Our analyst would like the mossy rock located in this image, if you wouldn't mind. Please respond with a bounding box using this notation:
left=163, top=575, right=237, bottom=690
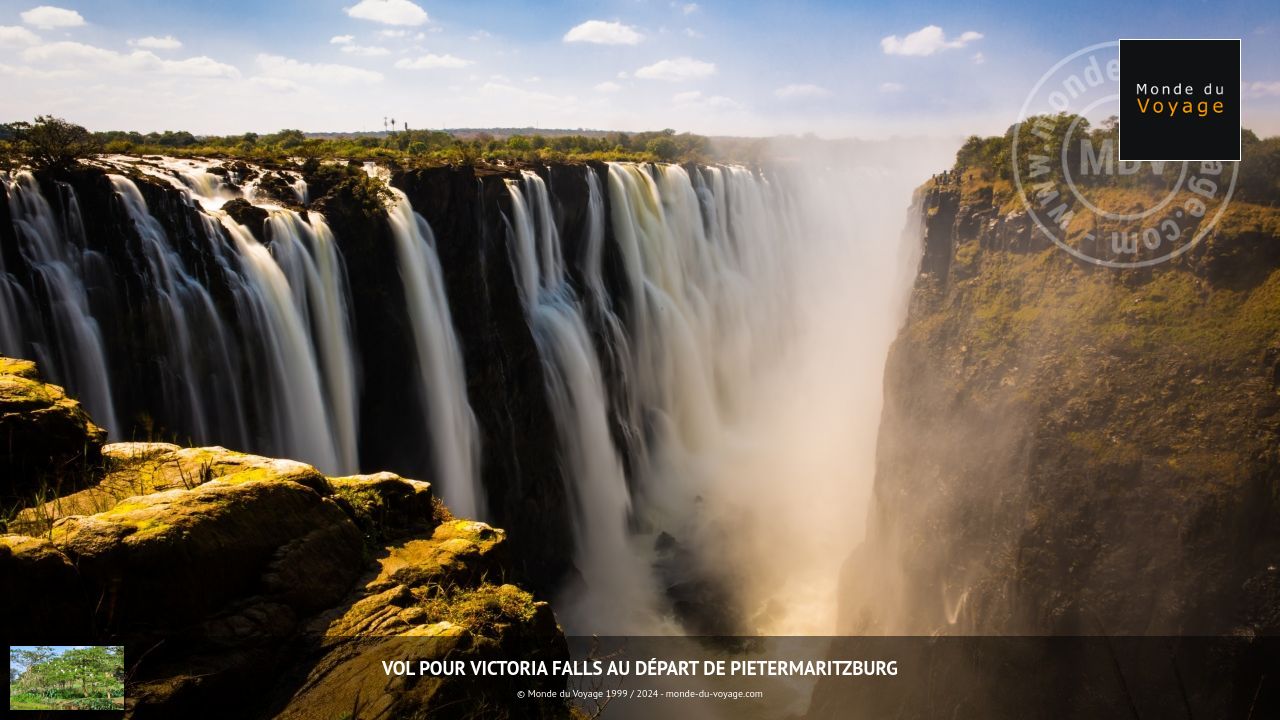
left=0, top=356, right=106, bottom=509
left=51, top=476, right=362, bottom=636
left=11, top=443, right=329, bottom=535
left=329, top=471, right=435, bottom=541
left=0, top=534, right=92, bottom=638
left=365, top=520, right=508, bottom=594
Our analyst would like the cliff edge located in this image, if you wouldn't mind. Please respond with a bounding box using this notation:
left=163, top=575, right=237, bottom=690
left=0, top=357, right=570, bottom=720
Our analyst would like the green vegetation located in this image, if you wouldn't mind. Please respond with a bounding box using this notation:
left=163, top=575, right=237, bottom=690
left=9, top=646, right=124, bottom=711
left=0, top=116, right=720, bottom=170
left=418, top=583, right=539, bottom=637
left=0, top=116, right=102, bottom=170
left=950, top=114, right=1280, bottom=207
left=906, top=121, right=1280, bottom=501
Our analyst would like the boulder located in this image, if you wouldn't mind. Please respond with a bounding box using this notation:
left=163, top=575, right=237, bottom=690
left=329, top=471, right=437, bottom=540
left=0, top=357, right=106, bottom=507
left=10, top=442, right=329, bottom=536
left=53, top=474, right=362, bottom=635
left=270, top=516, right=566, bottom=720
left=221, top=198, right=268, bottom=242
left=0, top=361, right=569, bottom=718
left=0, top=534, right=92, bottom=639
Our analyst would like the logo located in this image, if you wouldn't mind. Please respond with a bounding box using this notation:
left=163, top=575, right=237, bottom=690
left=1012, top=41, right=1237, bottom=268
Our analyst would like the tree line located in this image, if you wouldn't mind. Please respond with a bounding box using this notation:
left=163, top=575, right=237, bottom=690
left=0, top=116, right=720, bottom=170
left=951, top=113, right=1279, bottom=206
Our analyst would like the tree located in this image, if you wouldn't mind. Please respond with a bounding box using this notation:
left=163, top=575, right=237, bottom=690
left=12, top=116, right=101, bottom=170
left=646, top=136, right=679, bottom=161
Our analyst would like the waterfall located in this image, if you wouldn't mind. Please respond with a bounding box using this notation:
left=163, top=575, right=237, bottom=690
left=109, top=175, right=249, bottom=446
left=385, top=188, right=482, bottom=519
left=266, top=211, right=360, bottom=474
left=153, top=165, right=361, bottom=475
left=504, top=170, right=662, bottom=633
left=2, top=171, right=119, bottom=433
left=216, top=216, right=345, bottom=474
left=2, top=152, right=943, bottom=637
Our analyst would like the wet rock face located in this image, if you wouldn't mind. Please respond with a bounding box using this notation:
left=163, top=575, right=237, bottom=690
left=6, top=163, right=586, bottom=597
left=0, top=357, right=106, bottom=506
left=221, top=198, right=268, bottom=241
left=394, top=166, right=575, bottom=593
left=843, top=180, right=1280, bottom=638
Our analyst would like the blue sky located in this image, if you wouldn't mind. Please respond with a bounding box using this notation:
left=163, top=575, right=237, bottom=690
left=9, top=646, right=91, bottom=673
left=0, top=0, right=1277, bottom=137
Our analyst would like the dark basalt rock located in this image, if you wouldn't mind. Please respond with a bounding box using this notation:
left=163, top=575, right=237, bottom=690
left=222, top=198, right=269, bottom=242
left=393, top=166, right=575, bottom=593
left=4, top=159, right=626, bottom=601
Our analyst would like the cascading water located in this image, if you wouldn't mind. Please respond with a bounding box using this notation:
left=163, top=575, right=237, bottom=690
left=385, top=188, right=482, bottom=519
left=109, top=174, right=241, bottom=445
left=2, top=171, right=119, bottom=433
left=600, top=156, right=936, bottom=635
left=216, top=216, right=345, bottom=474
left=2, top=148, right=947, bottom=639
left=153, top=165, right=361, bottom=475
left=505, top=170, right=664, bottom=633
left=266, top=211, right=360, bottom=473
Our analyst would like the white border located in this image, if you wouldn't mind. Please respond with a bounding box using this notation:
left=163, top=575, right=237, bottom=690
left=1118, top=38, right=1242, bottom=162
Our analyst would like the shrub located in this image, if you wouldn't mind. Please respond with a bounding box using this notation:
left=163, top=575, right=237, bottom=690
left=10, top=116, right=102, bottom=170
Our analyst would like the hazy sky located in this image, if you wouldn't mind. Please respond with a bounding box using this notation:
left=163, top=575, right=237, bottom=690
left=1, top=0, right=1278, bottom=138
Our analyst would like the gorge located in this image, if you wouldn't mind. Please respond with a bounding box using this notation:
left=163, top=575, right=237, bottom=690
left=5, top=130, right=1277, bottom=718
left=0, top=143, right=946, bottom=644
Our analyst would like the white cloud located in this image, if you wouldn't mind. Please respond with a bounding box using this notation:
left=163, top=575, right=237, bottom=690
left=378, top=29, right=407, bottom=38
left=249, top=76, right=302, bottom=92
left=594, top=80, right=621, bottom=92
left=672, top=89, right=739, bottom=110
left=23, top=41, right=239, bottom=78
left=256, top=53, right=382, bottom=84
left=683, top=27, right=703, bottom=39
left=129, top=35, right=182, bottom=50
left=478, top=81, right=571, bottom=108
left=0, top=25, right=40, bottom=46
left=971, top=51, right=985, bottom=65
left=330, top=35, right=354, bottom=45
left=394, top=53, right=472, bottom=69
left=680, top=3, right=700, bottom=14
left=635, top=56, right=716, bottom=81
left=1245, top=80, right=1280, bottom=98
left=879, top=82, right=904, bottom=93
left=880, top=25, right=983, bottom=56
left=563, top=20, right=644, bottom=46
left=469, top=30, right=492, bottom=41
left=159, top=55, right=241, bottom=78
left=20, top=5, right=84, bottom=30
left=341, top=44, right=391, bottom=56
left=345, top=0, right=429, bottom=26
left=774, top=83, right=830, bottom=99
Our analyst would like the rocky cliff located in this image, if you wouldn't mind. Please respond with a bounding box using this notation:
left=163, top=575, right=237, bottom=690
left=813, top=154, right=1280, bottom=717
left=4, top=161, right=589, bottom=593
left=847, top=173, right=1280, bottom=637
left=0, top=357, right=569, bottom=719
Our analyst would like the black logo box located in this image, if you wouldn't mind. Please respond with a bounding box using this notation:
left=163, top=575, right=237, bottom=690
left=1119, top=39, right=1241, bottom=162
